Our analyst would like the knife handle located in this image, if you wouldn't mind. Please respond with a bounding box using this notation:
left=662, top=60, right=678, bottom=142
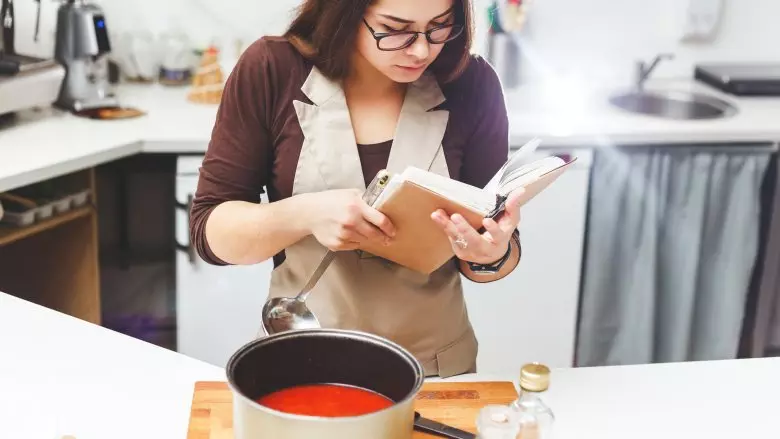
left=414, top=412, right=476, bottom=439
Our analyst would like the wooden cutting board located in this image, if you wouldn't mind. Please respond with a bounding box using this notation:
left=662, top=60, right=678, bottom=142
left=186, top=381, right=517, bottom=439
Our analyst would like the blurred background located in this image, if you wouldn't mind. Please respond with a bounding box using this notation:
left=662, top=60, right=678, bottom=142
left=1, top=0, right=780, bottom=376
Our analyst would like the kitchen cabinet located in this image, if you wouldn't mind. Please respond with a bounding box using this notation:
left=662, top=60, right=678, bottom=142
left=462, top=148, right=593, bottom=374
left=0, top=169, right=100, bottom=324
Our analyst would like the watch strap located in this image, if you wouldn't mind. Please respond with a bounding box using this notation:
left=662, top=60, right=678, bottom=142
left=466, top=229, right=519, bottom=274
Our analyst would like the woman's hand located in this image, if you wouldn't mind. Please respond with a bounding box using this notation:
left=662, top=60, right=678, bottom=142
left=303, top=189, right=396, bottom=251
left=431, top=188, right=524, bottom=264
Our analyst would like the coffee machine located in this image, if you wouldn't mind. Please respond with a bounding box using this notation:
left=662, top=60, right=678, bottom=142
left=0, top=0, right=65, bottom=117
left=54, top=0, right=117, bottom=111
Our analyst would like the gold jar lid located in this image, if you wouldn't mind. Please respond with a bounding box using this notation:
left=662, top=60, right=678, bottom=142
left=519, top=363, right=551, bottom=392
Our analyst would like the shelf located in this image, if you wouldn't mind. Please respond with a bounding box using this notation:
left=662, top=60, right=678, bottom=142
left=0, top=168, right=100, bottom=325
left=0, top=205, right=94, bottom=247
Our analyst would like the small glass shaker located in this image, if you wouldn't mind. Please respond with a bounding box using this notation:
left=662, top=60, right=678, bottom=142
left=476, top=405, right=520, bottom=439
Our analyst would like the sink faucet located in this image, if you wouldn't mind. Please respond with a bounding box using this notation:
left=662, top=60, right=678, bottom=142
left=635, top=53, right=674, bottom=91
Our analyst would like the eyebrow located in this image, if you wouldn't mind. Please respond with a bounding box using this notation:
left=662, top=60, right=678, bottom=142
left=379, top=7, right=454, bottom=25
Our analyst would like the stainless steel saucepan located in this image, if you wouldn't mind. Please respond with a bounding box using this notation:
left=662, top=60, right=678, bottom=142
left=226, top=328, right=425, bottom=439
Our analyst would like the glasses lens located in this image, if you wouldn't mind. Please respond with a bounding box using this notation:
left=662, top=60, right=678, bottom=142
left=429, top=25, right=462, bottom=43
left=378, top=33, right=416, bottom=50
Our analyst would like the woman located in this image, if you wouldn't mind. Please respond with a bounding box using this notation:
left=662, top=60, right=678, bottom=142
left=190, top=0, right=524, bottom=378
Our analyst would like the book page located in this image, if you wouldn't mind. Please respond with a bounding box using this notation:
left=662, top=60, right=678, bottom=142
left=497, top=156, right=567, bottom=197
left=483, top=137, right=542, bottom=193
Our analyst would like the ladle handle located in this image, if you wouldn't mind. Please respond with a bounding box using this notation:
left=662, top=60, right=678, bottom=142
left=295, top=250, right=335, bottom=302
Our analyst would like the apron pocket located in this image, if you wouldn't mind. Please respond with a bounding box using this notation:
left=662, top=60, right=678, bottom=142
left=434, top=328, right=479, bottom=378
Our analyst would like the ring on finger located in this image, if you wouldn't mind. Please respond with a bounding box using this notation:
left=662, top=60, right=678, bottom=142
left=454, top=235, right=468, bottom=249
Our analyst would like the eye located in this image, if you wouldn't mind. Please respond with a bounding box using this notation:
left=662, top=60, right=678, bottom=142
left=431, top=19, right=453, bottom=28
left=430, top=14, right=455, bottom=28
left=381, top=24, right=405, bottom=32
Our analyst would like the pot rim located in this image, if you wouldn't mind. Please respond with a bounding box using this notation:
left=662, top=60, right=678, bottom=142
left=226, top=328, right=425, bottom=423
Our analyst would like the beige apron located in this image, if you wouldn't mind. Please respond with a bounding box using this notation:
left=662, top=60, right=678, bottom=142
left=266, top=67, right=478, bottom=378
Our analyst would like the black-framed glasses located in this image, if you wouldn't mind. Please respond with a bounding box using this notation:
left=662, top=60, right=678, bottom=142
left=363, top=19, right=464, bottom=51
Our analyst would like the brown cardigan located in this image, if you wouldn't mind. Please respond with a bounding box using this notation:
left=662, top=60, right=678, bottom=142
left=191, top=36, right=515, bottom=270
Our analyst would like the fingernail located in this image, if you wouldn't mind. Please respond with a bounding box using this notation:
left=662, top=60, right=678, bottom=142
left=452, top=214, right=464, bottom=225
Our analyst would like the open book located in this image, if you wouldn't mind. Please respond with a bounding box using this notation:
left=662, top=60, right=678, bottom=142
left=359, top=138, right=577, bottom=274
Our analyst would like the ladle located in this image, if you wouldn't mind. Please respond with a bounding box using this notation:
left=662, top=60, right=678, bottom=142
left=261, top=170, right=391, bottom=335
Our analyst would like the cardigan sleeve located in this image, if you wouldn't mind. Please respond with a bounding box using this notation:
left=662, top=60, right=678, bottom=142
left=458, top=56, right=511, bottom=190
left=189, top=39, right=277, bottom=265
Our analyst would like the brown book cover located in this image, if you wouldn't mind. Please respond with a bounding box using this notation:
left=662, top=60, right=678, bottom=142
left=358, top=158, right=577, bottom=274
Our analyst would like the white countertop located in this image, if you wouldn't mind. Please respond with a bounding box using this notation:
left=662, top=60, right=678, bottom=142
left=2, top=78, right=780, bottom=193
left=503, top=79, right=780, bottom=147
left=0, top=292, right=226, bottom=439
left=2, top=290, right=780, bottom=439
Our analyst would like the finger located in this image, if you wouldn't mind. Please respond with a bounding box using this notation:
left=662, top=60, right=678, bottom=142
left=481, top=217, right=505, bottom=245
left=327, top=237, right=360, bottom=251
left=353, top=220, right=389, bottom=245
left=504, top=188, right=524, bottom=219
left=339, top=225, right=370, bottom=244
left=432, top=211, right=475, bottom=256
left=361, top=204, right=396, bottom=238
left=497, top=189, right=524, bottom=233
left=451, top=214, right=489, bottom=251
left=431, top=209, right=462, bottom=240
left=432, top=212, right=472, bottom=257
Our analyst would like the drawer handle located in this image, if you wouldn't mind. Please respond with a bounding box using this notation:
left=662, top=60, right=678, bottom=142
left=175, top=194, right=196, bottom=264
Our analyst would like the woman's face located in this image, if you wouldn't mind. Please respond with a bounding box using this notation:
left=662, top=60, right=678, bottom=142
left=357, top=0, right=458, bottom=83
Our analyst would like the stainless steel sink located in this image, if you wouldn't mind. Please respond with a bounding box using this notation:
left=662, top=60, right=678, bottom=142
left=609, top=90, right=738, bottom=120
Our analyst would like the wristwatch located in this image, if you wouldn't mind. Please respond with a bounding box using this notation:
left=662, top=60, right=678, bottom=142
left=466, top=229, right=520, bottom=274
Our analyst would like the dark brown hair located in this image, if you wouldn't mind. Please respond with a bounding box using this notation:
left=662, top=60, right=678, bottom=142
left=284, top=0, right=474, bottom=84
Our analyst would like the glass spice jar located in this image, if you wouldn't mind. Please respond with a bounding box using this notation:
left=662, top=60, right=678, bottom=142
left=510, top=363, right=556, bottom=439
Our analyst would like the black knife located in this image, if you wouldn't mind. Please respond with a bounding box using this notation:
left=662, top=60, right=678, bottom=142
left=414, top=411, right=476, bottom=439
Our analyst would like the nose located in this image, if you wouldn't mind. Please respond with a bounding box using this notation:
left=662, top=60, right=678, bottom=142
left=405, top=35, right=429, bottom=60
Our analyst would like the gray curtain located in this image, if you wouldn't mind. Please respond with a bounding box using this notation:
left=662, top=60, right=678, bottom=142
left=743, top=152, right=780, bottom=357
left=576, top=145, right=772, bottom=367
left=771, top=292, right=780, bottom=355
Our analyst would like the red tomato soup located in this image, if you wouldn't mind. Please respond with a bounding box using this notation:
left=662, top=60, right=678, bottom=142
left=256, top=383, right=394, bottom=417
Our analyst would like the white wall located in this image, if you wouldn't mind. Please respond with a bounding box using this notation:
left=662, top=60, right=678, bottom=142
left=504, top=0, right=780, bottom=84
left=11, top=0, right=300, bottom=61
left=95, top=0, right=299, bottom=51
left=13, top=0, right=779, bottom=85
left=99, top=0, right=780, bottom=84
